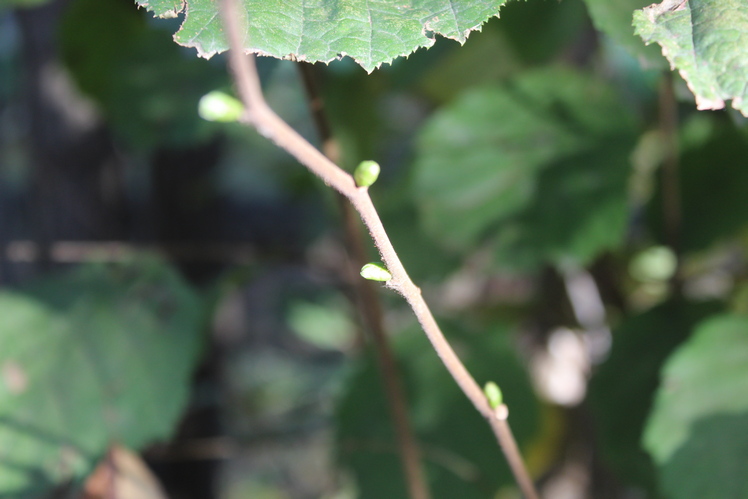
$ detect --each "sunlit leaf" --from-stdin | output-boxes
[136,0,509,73]
[634,0,748,116]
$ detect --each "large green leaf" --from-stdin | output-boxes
[136,0,509,73]
[588,300,721,493]
[582,0,665,66]
[634,0,748,116]
[643,314,748,465]
[413,67,637,270]
[336,322,539,498]
[0,260,204,496]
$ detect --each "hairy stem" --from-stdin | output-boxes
[298,63,432,499]
[219,1,539,497]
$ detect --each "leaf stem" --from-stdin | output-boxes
[219,1,539,497]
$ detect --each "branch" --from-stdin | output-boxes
[297,63,432,499]
[218,1,539,497]
[659,71,682,290]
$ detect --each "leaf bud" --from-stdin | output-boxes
[354,160,381,187]
[198,91,244,122]
[360,262,391,282]
[484,381,503,409]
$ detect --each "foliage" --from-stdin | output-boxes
[3,0,748,497]
[588,299,722,493]
[135,0,510,73]
[640,313,748,499]
[0,259,204,497]
[336,323,539,499]
[60,0,227,149]
[583,0,665,66]
[634,0,748,116]
[413,66,636,269]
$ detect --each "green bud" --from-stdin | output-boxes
[360,262,391,282]
[484,381,503,409]
[198,91,244,122]
[354,160,381,187]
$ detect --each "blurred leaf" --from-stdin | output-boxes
[59,0,227,149]
[418,0,590,103]
[0,259,204,496]
[643,314,748,465]
[137,0,510,73]
[416,22,520,103]
[588,299,721,492]
[413,67,637,270]
[320,62,385,167]
[287,300,355,350]
[583,0,665,66]
[336,322,540,498]
[649,116,748,253]
[634,0,748,116]
[500,0,589,64]
[380,200,462,283]
[658,412,748,499]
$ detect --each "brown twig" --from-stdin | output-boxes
[218,1,539,497]
[298,62,431,499]
[659,71,682,290]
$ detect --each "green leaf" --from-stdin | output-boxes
[659,412,748,499]
[643,314,748,466]
[136,0,509,73]
[336,322,539,498]
[413,67,637,270]
[0,259,204,495]
[588,300,721,492]
[582,0,665,66]
[634,0,748,116]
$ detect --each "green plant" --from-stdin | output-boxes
[2,0,748,497]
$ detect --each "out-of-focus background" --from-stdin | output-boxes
[2,0,748,498]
